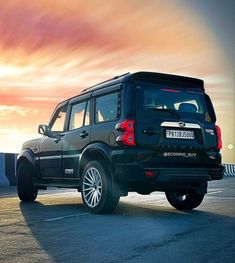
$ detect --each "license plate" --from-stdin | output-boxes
[166,130,194,139]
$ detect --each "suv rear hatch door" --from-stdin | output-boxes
[134,80,218,166]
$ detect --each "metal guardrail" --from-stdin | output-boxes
[0,153,234,186]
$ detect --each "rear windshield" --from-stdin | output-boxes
[135,82,213,122]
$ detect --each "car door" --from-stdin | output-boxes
[62,95,91,178]
[39,101,68,178]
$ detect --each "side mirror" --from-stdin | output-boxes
[38,124,54,138]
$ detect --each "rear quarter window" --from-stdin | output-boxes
[95,92,119,123]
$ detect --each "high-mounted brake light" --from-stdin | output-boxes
[215,125,222,150]
[160,88,180,93]
[115,120,136,146]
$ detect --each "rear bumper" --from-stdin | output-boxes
[115,163,224,184]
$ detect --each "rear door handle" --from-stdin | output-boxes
[80,131,89,139]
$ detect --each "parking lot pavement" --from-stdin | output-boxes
[0,177,234,263]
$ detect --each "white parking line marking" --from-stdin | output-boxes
[0,194,16,198]
[45,212,90,222]
[207,190,223,195]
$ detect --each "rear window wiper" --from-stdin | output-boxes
[148,107,180,119]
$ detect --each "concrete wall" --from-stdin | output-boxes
[0,152,234,186]
[0,153,17,186]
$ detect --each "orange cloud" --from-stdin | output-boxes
[0,0,234,161]
[0,1,126,54]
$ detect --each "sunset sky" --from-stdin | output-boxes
[0,0,234,162]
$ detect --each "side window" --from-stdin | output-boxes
[69,101,86,130]
[51,105,67,133]
[95,92,119,123]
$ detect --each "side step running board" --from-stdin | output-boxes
[34,182,80,189]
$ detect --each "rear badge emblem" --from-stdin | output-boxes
[205,129,214,135]
[178,121,186,128]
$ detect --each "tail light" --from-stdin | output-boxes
[115,120,136,146]
[215,125,222,150]
[145,170,155,177]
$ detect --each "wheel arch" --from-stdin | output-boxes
[16,149,36,172]
[79,143,113,179]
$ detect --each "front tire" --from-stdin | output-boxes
[17,160,38,202]
[81,161,120,214]
[165,190,204,210]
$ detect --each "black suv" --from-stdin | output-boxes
[17,72,224,213]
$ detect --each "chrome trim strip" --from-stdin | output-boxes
[39,155,61,160]
[38,154,80,160]
[161,121,201,129]
[62,154,80,158]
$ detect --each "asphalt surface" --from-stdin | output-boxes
[0,178,234,263]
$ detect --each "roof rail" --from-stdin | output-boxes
[82,72,130,93]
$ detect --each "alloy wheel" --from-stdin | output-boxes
[82,167,102,208]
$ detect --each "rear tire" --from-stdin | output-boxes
[165,190,204,210]
[81,161,120,214]
[17,160,38,202]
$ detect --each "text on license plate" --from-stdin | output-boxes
[166,130,194,139]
